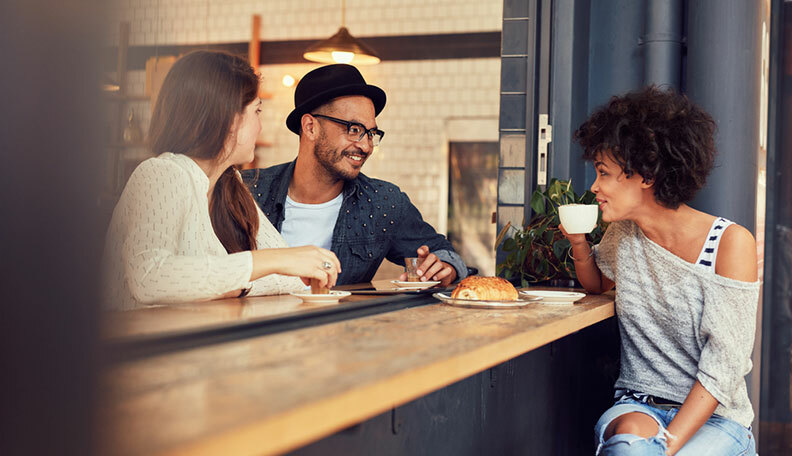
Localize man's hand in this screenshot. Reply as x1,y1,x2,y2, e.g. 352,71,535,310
398,245,457,287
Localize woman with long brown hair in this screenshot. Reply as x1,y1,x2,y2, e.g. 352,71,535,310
103,51,340,309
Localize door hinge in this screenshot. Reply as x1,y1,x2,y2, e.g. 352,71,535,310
537,114,552,186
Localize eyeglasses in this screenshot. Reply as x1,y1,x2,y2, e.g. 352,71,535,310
311,114,384,146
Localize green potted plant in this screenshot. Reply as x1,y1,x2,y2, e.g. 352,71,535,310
495,178,607,288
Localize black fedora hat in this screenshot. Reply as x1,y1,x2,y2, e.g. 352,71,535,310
286,64,386,134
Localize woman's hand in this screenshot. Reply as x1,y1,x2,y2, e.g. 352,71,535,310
559,223,588,247
251,246,341,288
559,223,613,294
664,381,720,455
559,223,594,264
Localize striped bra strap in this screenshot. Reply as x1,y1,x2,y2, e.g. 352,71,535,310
694,217,734,272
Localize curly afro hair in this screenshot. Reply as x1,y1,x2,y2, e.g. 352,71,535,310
574,85,717,209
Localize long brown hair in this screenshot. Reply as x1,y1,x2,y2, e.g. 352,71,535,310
148,50,259,253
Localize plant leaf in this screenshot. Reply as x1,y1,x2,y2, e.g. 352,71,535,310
518,243,530,265
551,180,564,202
553,238,571,260
580,190,597,205
530,190,546,215
538,259,549,276
494,221,512,250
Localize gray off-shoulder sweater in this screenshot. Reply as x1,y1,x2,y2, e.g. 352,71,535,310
593,220,760,427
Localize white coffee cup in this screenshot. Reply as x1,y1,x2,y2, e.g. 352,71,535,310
559,204,599,234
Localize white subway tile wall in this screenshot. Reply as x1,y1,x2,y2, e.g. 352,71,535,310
110,0,502,45
109,0,502,234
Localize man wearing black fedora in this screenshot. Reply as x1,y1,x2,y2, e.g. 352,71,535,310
241,64,467,286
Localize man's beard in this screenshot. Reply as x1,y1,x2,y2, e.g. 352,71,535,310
314,131,367,181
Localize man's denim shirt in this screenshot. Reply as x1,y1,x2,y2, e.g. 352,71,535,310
241,161,467,285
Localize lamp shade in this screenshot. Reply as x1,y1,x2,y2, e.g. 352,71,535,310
303,27,380,65
102,74,120,92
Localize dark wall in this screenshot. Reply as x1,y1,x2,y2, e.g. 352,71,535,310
549,0,591,190
550,0,762,220
686,0,762,232
550,0,648,191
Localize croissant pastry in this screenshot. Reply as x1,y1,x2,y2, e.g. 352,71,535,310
450,276,519,301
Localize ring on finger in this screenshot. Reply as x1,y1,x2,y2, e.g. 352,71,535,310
322,260,333,270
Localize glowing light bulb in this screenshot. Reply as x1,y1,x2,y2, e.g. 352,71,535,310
331,51,355,64
282,74,296,87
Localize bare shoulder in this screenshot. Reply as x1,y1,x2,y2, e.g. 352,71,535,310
715,224,758,282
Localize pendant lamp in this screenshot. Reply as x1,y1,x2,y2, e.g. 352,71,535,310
303,0,380,65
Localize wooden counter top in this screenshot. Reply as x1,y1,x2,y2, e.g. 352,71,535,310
100,290,614,456
102,280,437,341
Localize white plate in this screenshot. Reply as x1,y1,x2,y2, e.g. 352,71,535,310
433,292,542,309
390,280,441,290
290,290,352,303
519,290,586,305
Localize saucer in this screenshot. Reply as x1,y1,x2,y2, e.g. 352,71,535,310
519,290,586,305
289,290,352,303
390,280,441,290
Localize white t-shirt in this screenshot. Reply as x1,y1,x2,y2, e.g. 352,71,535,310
281,193,343,250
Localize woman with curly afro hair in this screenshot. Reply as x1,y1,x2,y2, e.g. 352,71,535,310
562,86,760,455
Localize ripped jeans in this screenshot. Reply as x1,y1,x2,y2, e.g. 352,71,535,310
594,397,756,455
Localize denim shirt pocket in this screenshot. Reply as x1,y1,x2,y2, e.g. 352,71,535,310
346,238,387,283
